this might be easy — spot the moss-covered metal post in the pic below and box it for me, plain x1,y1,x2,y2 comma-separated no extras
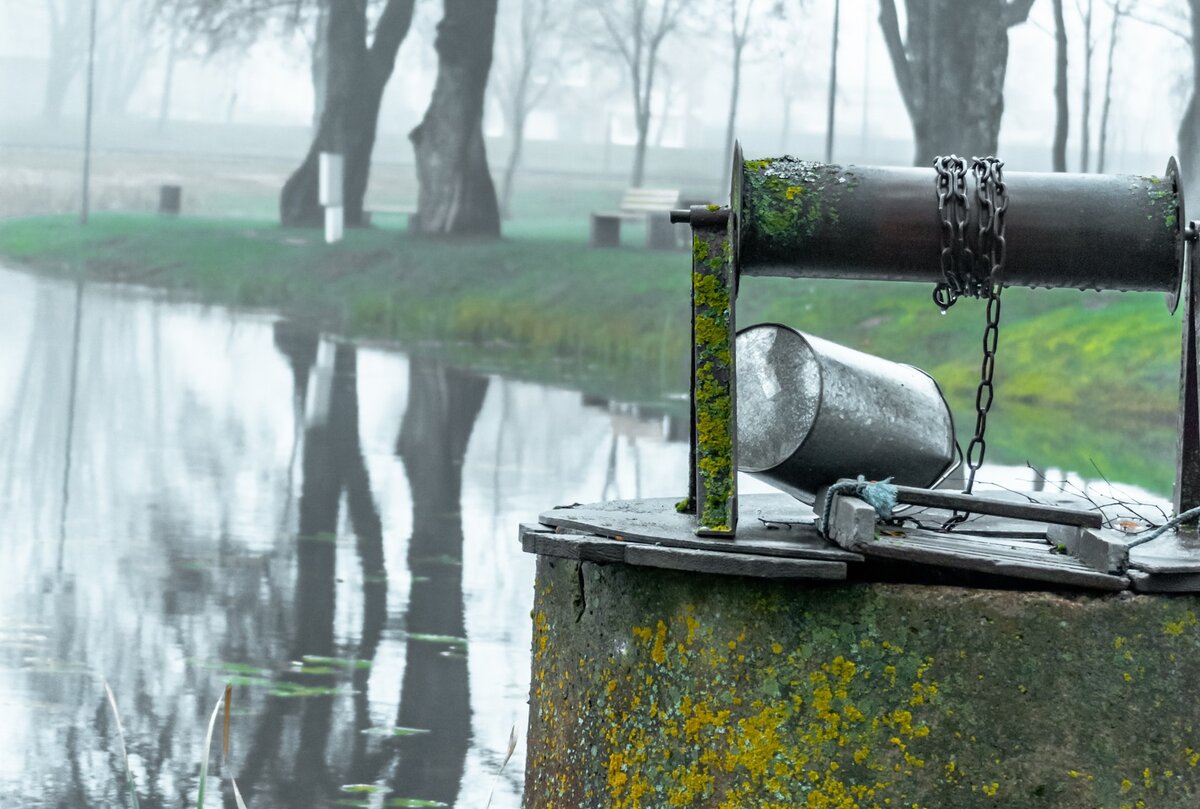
687,206,737,536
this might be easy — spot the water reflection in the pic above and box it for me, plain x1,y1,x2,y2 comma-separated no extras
0,266,695,808
0,265,1175,808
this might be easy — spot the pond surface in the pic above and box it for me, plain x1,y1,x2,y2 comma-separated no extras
0,266,1172,808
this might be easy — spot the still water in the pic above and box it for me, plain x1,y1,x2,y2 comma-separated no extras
0,266,690,808
0,266,1170,808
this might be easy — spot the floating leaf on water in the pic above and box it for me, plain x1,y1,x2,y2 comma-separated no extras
359,726,430,738
294,665,337,676
299,532,339,544
386,800,448,808
406,633,467,647
341,784,389,794
189,660,273,678
301,655,372,670
411,555,461,567
268,682,355,698
227,675,277,689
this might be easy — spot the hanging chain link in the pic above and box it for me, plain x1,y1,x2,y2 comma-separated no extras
932,155,1008,519
933,156,970,311
962,156,1008,497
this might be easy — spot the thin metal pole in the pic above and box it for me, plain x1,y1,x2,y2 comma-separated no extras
80,0,98,225
824,0,840,164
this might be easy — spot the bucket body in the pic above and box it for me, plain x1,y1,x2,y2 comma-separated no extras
736,324,956,501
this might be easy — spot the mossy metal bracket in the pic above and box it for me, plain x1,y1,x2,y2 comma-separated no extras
681,206,737,537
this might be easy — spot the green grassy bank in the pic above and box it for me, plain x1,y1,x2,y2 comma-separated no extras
0,214,1183,493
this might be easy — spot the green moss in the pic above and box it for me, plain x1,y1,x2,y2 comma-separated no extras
692,228,734,533
529,560,1200,808
740,157,843,255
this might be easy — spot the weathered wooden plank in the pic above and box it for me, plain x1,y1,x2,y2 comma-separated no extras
520,525,627,564
538,496,862,563
1128,569,1200,593
520,526,846,581
1127,526,1200,573
623,544,846,581
861,528,1129,591
891,485,1103,529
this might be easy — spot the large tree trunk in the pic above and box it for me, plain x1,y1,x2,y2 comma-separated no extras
1180,0,1200,202
880,0,1034,165
311,0,330,131
392,361,488,804
1051,0,1068,171
410,0,502,236
280,0,415,228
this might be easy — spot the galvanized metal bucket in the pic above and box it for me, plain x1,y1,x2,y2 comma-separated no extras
736,323,956,502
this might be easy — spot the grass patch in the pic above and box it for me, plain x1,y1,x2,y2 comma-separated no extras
0,213,1183,493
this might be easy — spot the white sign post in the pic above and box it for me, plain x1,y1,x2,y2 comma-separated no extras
319,152,344,244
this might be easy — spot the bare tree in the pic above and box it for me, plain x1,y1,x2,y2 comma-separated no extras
589,0,686,187
878,0,1037,165
1079,0,1095,171
1052,0,1069,171
280,0,417,226
722,0,757,169
97,0,160,116
1120,1,1197,191
825,0,840,162
1097,1,1126,172
42,0,91,120
492,0,573,218
409,0,502,236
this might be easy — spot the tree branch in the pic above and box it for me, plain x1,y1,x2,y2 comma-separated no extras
367,0,416,76
1122,6,1191,45
878,0,917,120
1003,0,1038,27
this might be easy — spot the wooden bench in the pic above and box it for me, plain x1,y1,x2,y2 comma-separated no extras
590,188,680,249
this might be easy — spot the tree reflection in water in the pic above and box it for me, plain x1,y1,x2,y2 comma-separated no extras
233,330,482,808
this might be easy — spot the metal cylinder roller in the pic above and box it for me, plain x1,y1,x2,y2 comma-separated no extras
733,153,1185,309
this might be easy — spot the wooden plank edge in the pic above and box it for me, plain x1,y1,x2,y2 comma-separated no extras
535,513,863,563
862,541,1130,591
1128,569,1200,593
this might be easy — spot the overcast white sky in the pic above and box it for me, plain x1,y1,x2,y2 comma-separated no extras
0,0,1191,173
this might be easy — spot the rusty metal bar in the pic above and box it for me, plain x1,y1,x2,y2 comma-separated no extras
890,485,1103,529
734,155,1185,308
1175,220,1200,520
689,206,737,537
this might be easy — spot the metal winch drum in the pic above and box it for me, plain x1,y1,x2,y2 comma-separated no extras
673,147,1194,536
736,324,955,502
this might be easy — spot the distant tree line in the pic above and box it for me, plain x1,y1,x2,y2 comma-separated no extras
37,0,1200,233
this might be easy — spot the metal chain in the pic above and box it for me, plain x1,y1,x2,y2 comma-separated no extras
933,156,970,311
962,156,1008,496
